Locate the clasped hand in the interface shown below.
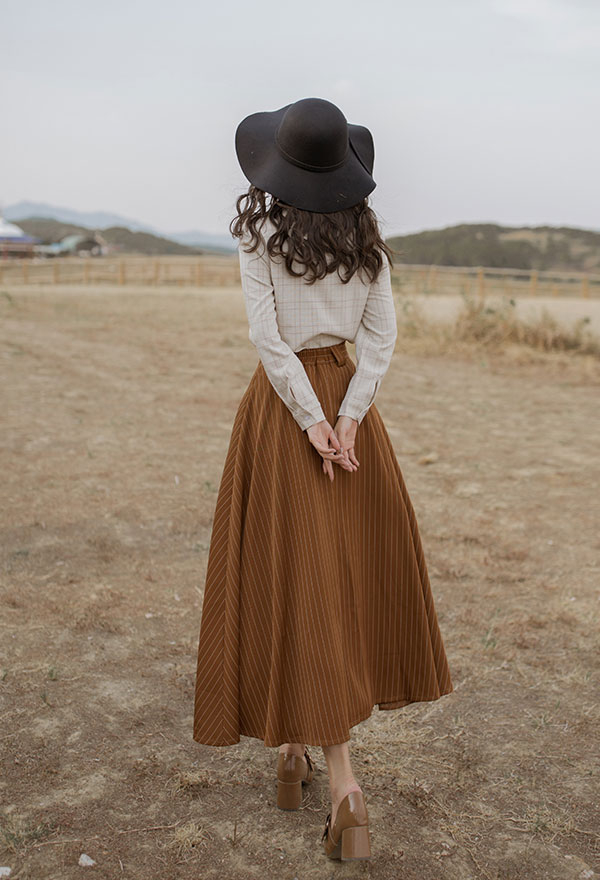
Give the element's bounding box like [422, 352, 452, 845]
[306, 415, 360, 482]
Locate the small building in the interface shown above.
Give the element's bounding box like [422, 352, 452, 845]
[36, 231, 109, 258]
[0, 215, 39, 258]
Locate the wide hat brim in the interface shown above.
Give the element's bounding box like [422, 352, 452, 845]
[235, 103, 376, 213]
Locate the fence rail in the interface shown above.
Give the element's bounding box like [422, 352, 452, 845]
[1, 255, 599, 298]
[0, 255, 240, 287]
[393, 263, 600, 299]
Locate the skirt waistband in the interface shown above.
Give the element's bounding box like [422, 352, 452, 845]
[295, 341, 348, 366]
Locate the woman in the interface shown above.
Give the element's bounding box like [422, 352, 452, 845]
[193, 97, 453, 861]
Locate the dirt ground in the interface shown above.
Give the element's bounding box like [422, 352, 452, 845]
[1, 284, 599, 880]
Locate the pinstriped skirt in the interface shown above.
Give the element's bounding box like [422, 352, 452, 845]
[193, 341, 453, 748]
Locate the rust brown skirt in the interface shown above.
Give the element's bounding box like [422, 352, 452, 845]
[193, 341, 453, 748]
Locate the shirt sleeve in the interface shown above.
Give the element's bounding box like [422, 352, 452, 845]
[336, 257, 398, 424]
[238, 231, 327, 432]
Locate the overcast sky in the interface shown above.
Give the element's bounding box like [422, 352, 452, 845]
[1, 0, 598, 237]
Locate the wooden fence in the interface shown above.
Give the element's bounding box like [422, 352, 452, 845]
[1, 255, 599, 298]
[0, 255, 240, 288]
[393, 264, 600, 299]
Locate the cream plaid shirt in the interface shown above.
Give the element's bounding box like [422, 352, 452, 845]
[238, 215, 397, 431]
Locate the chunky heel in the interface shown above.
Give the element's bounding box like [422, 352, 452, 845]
[321, 789, 371, 861]
[277, 778, 302, 810]
[276, 748, 314, 810]
[341, 824, 371, 860]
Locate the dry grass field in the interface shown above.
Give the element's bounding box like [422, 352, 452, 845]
[1, 283, 599, 880]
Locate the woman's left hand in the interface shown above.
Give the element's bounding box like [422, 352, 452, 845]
[305, 419, 355, 481]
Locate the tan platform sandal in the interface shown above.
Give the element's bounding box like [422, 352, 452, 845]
[321, 789, 371, 860]
[276, 746, 315, 810]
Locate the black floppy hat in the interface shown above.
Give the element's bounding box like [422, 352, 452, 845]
[234, 97, 376, 214]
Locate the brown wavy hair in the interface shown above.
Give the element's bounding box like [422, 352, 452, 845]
[229, 185, 394, 286]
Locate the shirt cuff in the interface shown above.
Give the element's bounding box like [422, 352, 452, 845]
[336, 376, 381, 424]
[296, 408, 326, 431]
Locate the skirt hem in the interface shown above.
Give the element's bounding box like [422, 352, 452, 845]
[192, 686, 454, 749]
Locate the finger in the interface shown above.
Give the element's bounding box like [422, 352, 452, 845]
[334, 442, 352, 468]
[324, 459, 334, 481]
[348, 449, 360, 467]
[315, 442, 339, 457]
[329, 431, 347, 462]
[329, 451, 352, 471]
[334, 441, 350, 464]
[328, 430, 343, 453]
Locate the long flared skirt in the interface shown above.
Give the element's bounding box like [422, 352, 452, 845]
[193, 341, 453, 748]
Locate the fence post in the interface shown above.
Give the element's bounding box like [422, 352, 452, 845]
[119, 259, 126, 285]
[530, 270, 538, 296]
[477, 267, 485, 301]
[83, 261, 90, 284]
[23, 260, 29, 283]
[582, 276, 589, 299]
[195, 261, 204, 287]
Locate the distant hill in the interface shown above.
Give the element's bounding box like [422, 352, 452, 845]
[17, 218, 206, 256]
[386, 224, 600, 272]
[10, 204, 600, 270]
[5, 201, 236, 253]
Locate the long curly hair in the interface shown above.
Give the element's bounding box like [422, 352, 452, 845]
[229, 185, 394, 286]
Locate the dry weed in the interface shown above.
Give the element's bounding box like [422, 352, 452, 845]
[395, 291, 600, 359]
